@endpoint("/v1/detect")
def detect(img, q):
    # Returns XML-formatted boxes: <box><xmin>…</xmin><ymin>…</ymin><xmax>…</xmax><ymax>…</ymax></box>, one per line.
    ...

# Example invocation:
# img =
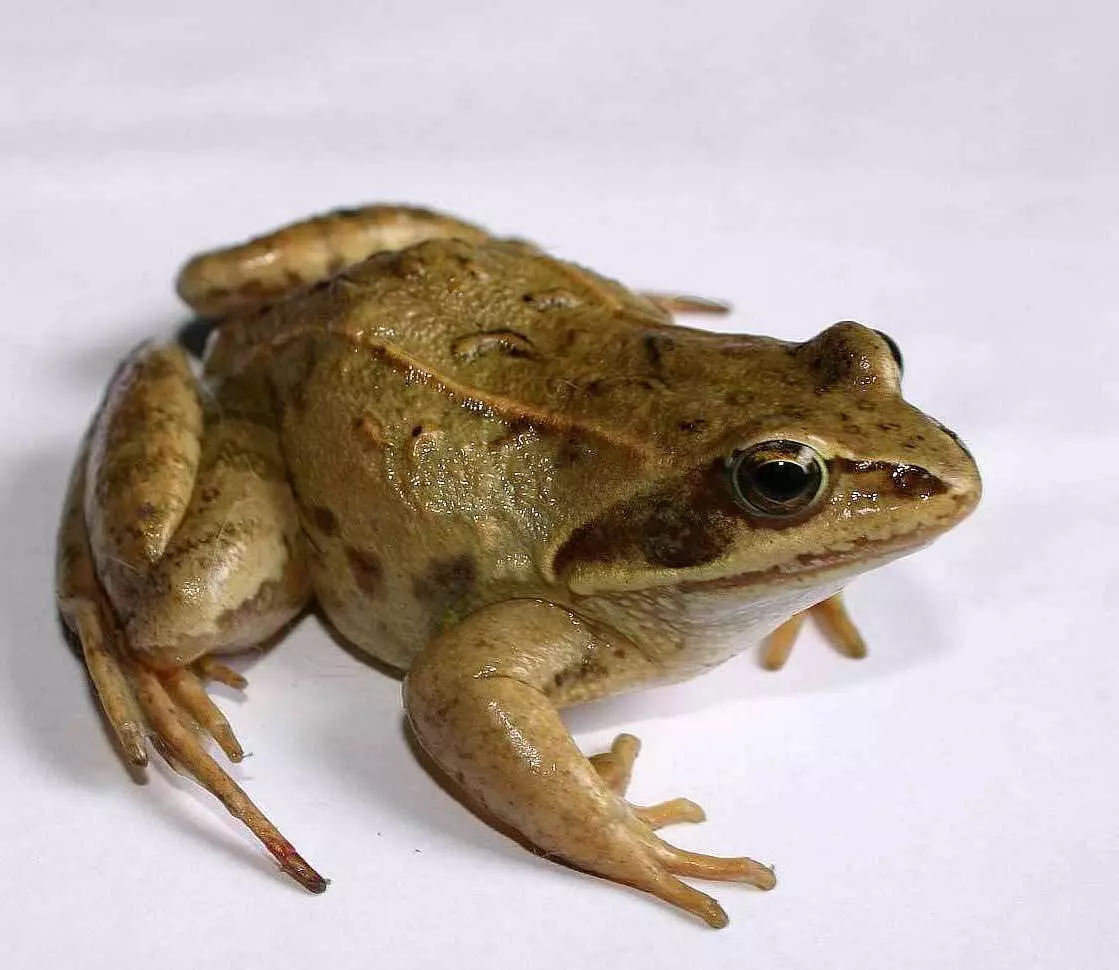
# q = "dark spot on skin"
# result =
<box><xmin>678</xmin><ymin>418</ymin><xmax>708</xmax><ymax>434</ymax></box>
<box><xmin>411</xmin><ymin>554</ymin><xmax>477</xmax><ymax>612</ymax></box>
<box><xmin>642</xmin><ymin>333</ymin><xmax>674</xmax><ymax>376</ymax></box>
<box><xmin>556</xmin><ymin>434</ymin><xmax>592</xmax><ymax>467</ymax></box>
<box><xmin>640</xmin><ymin>500</ymin><xmax>733</xmax><ymax>568</ymax></box>
<box><xmin>411</xmin><ymin>424</ymin><xmax>424</xmax><ymax>437</ymax></box>
<box><xmin>612</xmin><ymin>647</ymin><xmax>627</xmax><ymax>659</ymax></box>
<box><xmin>890</xmin><ymin>465</ymin><xmax>947</xmax><ymax>498</ymax></box>
<box><xmin>488</xmin><ymin>417</ymin><xmax>535</xmax><ymax>451</ymax></box>
<box><xmin>554</xmin><ymin>463</ymin><xmax>739</xmax><ymax>576</ymax></box>
<box><xmin>199</xmin><ymin>486</ymin><xmax>220</xmax><ymax>504</ymax></box>
<box><xmin>137</xmin><ymin>502</ymin><xmax>156</xmax><ymax>520</ymax></box>
<box><xmin>877</xmin><ymin>422</ymin><xmax>902</xmax><ymax>432</ymax></box>
<box><xmin>311</xmin><ymin>505</ymin><xmax>338</xmax><ymax>536</ymax></box>
<box><xmin>550</xmin><ymin>653</ymin><xmax>611</xmax><ymax>693</ymax></box>
<box><xmin>392</xmin><ymin>252</ymin><xmax>427</xmax><ymax>279</ymax></box>
<box><xmin>345</xmin><ymin>546</ymin><xmax>383</xmax><ymax>595</ymax></box>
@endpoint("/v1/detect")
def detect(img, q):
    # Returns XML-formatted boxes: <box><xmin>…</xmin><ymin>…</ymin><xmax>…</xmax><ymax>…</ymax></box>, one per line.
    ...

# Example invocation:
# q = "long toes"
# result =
<box><xmin>634</xmin><ymin>797</ymin><xmax>706</xmax><ymax>829</ymax></box>
<box><xmin>810</xmin><ymin>595</ymin><xmax>868</xmax><ymax>659</ymax></box>
<box><xmin>164</xmin><ymin>667</ymin><xmax>245</xmax><ymax>761</ymax></box>
<box><xmin>590</xmin><ymin>733</ymin><xmax>641</xmax><ymax>795</ymax></box>
<box><xmin>646</xmin><ymin>871</ymin><xmax>729</xmax><ymax>928</ymax></box>
<box><xmin>131</xmin><ymin>664</ymin><xmax>327</xmax><ymax>893</ymax></box>
<box><xmin>194</xmin><ymin>656</ymin><xmax>248</xmax><ymax>690</ymax></box>
<box><xmin>761</xmin><ymin>611</ymin><xmax>806</xmax><ymax>670</ymax></box>
<box><xmin>71</xmin><ymin>605</ymin><xmax>148</xmax><ymax>766</ymax></box>
<box><xmin>653</xmin><ymin>841</ymin><xmax>777</xmax><ymax>890</ymax></box>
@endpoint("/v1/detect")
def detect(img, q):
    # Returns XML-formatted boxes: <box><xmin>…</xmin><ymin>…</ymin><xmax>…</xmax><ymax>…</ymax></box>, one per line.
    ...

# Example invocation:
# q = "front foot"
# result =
<box><xmin>761</xmin><ymin>593</ymin><xmax>867</xmax><ymax>670</ymax></box>
<box><xmin>405</xmin><ymin>601</ymin><xmax>775</xmax><ymax>928</ymax></box>
<box><xmin>589</xmin><ymin>734</ymin><xmax>775</xmax><ymax>928</ymax></box>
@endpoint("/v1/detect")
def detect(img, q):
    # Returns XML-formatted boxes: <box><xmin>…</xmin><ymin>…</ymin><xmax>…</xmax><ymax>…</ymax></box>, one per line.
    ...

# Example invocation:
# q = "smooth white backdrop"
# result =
<box><xmin>2</xmin><ymin>3</ymin><xmax>1115</xmax><ymax>968</ymax></box>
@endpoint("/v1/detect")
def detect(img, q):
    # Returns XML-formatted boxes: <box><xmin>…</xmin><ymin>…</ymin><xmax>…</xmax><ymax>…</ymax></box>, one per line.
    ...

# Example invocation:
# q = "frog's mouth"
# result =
<box><xmin>675</xmin><ymin>529</ymin><xmax>937</xmax><ymax>595</ymax></box>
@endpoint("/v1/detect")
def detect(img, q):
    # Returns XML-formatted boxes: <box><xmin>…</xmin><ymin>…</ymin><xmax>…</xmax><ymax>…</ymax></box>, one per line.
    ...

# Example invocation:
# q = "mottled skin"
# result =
<box><xmin>57</xmin><ymin>204</ymin><xmax>981</xmax><ymax>927</ymax></box>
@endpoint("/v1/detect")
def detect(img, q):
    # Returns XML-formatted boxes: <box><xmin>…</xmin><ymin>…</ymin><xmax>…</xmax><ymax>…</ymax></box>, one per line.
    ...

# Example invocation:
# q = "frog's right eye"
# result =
<box><xmin>728</xmin><ymin>440</ymin><xmax>828</xmax><ymax>518</ymax></box>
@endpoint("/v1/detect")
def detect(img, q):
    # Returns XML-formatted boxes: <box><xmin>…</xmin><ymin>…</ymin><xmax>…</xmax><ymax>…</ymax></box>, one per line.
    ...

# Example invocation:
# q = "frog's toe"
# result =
<box><xmin>809</xmin><ymin>594</ymin><xmax>867</xmax><ymax>659</ymax></box>
<box><xmin>62</xmin><ymin>587</ymin><xmax>324</xmax><ymax>892</ymax></box>
<box><xmin>589</xmin><ymin>732</ymin><xmax>641</xmax><ymax>794</ymax></box>
<box><xmin>761</xmin><ymin>592</ymin><xmax>867</xmax><ymax>669</ymax></box>
<box><xmin>651</xmin><ymin>838</ymin><xmax>776</xmax><ymax>890</ymax></box>
<box><xmin>194</xmin><ymin>655</ymin><xmax>249</xmax><ymax>689</ymax></box>
<box><xmin>590</xmin><ymin>735</ymin><xmax>707</xmax><ymax>829</ymax></box>
<box><xmin>128</xmin><ymin>661</ymin><xmax>328</xmax><ymax>893</ymax></box>
<box><xmin>66</xmin><ymin>600</ymin><xmax>149</xmax><ymax>766</ymax></box>
<box><xmin>163</xmin><ymin>663</ymin><xmax>245</xmax><ymax>762</ymax></box>
<box><xmin>634</xmin><ymin>797</ymin><xmax>706</xmax><ymax>829</ymax></box>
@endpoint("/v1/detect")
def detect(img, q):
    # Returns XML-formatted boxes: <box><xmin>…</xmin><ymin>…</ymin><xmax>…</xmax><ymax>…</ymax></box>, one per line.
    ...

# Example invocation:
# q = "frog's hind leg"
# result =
<box><xmin>760</xmin><ymin>593</ymin><xmax>867</xmax><ymax>670</ymax></box>
<box><xmin>57</xmin><ymin>343</ymin><xmax>323</xmax><ymax>891</ymax></box>
<box><xmin>405</xmin><ymin>601</ymin><xmax>775</xmax><ymax>928</ymax></box>
<box><xmin>176</xmin><ymin>205</ymin><xmax>492</xmax><ymax>317</ymax></box>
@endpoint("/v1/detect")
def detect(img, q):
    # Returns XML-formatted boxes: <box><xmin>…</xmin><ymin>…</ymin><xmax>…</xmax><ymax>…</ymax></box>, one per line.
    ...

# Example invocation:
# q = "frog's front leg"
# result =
<box><xmin>760</xmin><ymin>593</ymin><xmax>867</xmax><ymax>670</ymax></box>
<box><xmin>56</xmin><ymin>344</ymin><xmax>322</xmax><ymax>890</ymax></box>
<box><xmin>404</xmin><ymin>601</ymin><xmax>775</xmax><ymax>928</ymax></box>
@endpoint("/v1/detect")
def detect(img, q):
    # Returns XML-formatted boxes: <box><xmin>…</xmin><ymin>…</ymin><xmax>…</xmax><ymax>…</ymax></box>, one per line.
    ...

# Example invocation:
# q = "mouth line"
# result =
<box><xmin>676</xmin><ymin>524</ymin><xmax>942</xmax><ymax>594</ymax></box>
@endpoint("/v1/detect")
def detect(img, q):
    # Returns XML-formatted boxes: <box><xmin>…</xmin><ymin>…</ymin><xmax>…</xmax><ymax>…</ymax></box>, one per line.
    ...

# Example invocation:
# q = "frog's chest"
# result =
<box><xmin>576</xmin><ymin>580</ymin><xmax>844</xmax><ymax>682</ymax></box>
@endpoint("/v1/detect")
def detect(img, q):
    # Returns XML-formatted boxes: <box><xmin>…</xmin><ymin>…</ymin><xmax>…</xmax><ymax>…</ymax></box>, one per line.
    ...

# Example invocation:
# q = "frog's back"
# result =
<box><xmin>204</xmin><ymin>238</ymin><xmax>774</xmax><ymax>668</ymax></box>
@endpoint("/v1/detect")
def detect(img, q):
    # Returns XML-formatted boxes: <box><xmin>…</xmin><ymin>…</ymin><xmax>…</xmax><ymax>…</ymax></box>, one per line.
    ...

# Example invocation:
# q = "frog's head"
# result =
<box><xmin>554</xmin><ymin>322</ymin><xmax>981</xmax><ymax>599</ymax></box>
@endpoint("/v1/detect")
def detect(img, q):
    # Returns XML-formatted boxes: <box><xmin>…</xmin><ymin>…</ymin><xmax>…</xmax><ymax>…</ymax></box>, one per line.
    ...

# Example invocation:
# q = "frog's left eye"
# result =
<box><xmin>728</xmin><ymin>440</ymin><xmax>828</xmax><ymax>518</ymax></box>
<box><xmin>873</xmin><ymin>329</ymin><xmax>904</xmax><ymax>377</ymax></box>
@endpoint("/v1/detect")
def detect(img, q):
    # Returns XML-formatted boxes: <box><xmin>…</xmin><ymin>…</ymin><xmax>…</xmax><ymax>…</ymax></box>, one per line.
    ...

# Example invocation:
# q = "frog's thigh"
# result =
<box><xmin>176</xmin><ymin>204</ymin><xmax>491</xmax><ymax>317</ymax></box>
<box><xmin>59</xmin><ymin>343</ymin><xmax>322</xmax><ymax>891</ymax></box>
<box><xmin>404</xmin><ymin>601</ymin><xmax>774</xmax><ymax>928</ymax></box>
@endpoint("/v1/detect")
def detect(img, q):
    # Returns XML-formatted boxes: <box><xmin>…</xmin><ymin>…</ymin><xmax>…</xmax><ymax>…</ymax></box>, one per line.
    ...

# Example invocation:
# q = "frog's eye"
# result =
<box><xmin>873</xmin><ymin>329</ymin><xmax>904</xmax><ymax>377</ymax></box>
<box><xmin>728</xmin><ymin>440</ymin><xmax>828</xmax><ymax>518</ymax></box>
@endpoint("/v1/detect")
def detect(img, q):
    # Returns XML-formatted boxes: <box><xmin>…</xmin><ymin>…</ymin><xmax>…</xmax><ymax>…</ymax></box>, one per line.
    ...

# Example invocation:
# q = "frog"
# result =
<box><xmin>56</xmin><ymin>204</ymin><xmax>981</xmax><ymax>928</ymax></box>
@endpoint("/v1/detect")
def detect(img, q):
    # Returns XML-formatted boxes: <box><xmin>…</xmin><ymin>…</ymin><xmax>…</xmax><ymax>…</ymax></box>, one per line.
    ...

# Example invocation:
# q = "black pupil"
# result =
<box><xmin>752</xmin><ymin>460</ymin><xmax>810</xmax><ymax>502</ymax></box>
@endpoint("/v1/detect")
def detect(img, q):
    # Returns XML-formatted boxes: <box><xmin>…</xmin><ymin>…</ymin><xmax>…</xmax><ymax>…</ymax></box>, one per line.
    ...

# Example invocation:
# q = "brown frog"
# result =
<box><xmin>56</xmin><ymin>204</ymin><xmax>981</xmax><ymax>927</ymax></box>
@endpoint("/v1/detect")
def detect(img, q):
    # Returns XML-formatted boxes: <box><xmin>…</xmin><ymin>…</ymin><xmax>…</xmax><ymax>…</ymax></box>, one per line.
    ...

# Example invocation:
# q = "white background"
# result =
<box><xmin>1</xmin><ymin>2</ymin><xmax>1116</xmax><ymax>968</ymax></box>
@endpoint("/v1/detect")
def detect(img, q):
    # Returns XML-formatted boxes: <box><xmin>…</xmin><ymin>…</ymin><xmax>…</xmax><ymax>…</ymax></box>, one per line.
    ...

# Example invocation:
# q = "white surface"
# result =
<box><xmin>1</xmin><ymin>2</ymin><xmax>1116</xmax><ymax>968</ymax></box>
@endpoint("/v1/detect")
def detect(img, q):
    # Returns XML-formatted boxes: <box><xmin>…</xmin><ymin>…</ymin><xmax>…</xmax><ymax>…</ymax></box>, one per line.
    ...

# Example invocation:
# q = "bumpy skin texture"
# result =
<box><xmin>57</xmin><ymin>204</ymin><xmax>982</xmax><ymax>926</ymax></box>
